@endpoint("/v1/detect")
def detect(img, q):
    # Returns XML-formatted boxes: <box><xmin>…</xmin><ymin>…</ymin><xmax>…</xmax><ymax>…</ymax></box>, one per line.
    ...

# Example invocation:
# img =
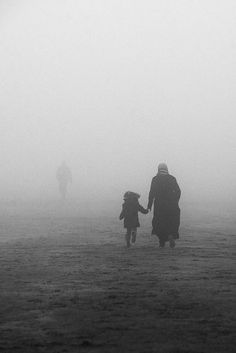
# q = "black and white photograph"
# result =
<box><xmin>0</xmin><ymin>1</ymin><xmax>235</xmax><ymax>352</ymax></box>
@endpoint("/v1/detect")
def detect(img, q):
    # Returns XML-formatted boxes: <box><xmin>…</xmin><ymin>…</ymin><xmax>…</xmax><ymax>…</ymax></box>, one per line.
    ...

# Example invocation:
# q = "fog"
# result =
<box><xmin>0</xmin><ymin>0</ymin><xmax>235</xmax><ymax>206</ymax></box>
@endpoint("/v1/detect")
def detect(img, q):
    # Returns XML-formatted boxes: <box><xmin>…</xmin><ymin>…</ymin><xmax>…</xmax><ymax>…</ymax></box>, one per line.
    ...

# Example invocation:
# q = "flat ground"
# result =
<box><xmin>0</xmin><ymin>202</ymin><xmax>235</xmax><ymax>353</ymax></box>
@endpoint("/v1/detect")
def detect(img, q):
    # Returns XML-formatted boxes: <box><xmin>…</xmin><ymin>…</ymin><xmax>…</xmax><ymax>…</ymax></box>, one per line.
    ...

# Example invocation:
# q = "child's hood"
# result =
<box><xmin>123</xmin><ymin>191</ymin><xmax>140</xmax><ymax>200</ymax></box>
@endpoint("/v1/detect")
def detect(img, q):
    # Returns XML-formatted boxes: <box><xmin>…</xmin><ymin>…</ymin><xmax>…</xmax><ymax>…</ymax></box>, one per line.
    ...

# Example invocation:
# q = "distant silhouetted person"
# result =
<box><xmin>56</xmin><ymin>162</ymin><xmax>72</xmax><ymax>200</ymax></box>
<box><xmin>119</xmin><ymin>191</ymin><xmax>148</xmax><ymax>248</ymax></box>
<box><xmin>148</xmin><ymin>163</ymin><xmax>181</xmax><ymax>248</ymax></box>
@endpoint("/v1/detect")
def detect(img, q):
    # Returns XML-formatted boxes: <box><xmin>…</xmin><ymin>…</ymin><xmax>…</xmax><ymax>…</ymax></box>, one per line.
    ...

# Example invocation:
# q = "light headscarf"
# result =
<box><xmin>158</xmin><ymin>163</ymin><xmax>169</xmax><ymax>175</ymax></box>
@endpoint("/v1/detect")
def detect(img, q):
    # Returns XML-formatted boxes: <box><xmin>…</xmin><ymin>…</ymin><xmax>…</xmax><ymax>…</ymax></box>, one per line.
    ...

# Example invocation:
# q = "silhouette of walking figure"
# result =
<box><xmin>148</xmin><ymin>163</ymin><xmax>181</xmax><ymax>248</ymax></box>
<box><xmin>56</xmin><ymin>162</ymin><xmax>72</xmax><ymax>200</ymax></box>
<box><xmin>119</xmin><ymin>191</ymin><xmax>148</xmax><ymax>248</ymax></box>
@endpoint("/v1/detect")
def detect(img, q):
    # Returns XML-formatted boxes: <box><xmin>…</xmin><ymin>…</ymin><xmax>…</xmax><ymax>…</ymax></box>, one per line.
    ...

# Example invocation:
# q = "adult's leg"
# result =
<box><xmin>59</xmin><ymin>182</ymin><xmax>67</xmax><ymax>200</ymax></box>
<box><xmin>159</xmin><ymin>236</ymin><xmax>166</xmax><ymax>248</ymax></box>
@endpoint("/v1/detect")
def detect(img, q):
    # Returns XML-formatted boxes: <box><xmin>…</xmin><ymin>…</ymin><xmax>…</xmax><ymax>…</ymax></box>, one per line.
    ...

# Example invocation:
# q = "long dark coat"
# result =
<box><xmin>120</xmin><ymin>198</ymin><xmax>148</xmax><ymax>229</ymax></box>
<box><xmin>148</xmin><ymin>174</ymin><xmax>181</xmax><ymax>241</ymax></box>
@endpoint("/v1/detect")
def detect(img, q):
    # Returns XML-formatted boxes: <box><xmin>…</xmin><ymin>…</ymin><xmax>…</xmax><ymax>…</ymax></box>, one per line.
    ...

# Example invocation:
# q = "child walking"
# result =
<box><xmin>119</xmin><ymin>191</ymin><xmax>148</xmax><ymax>247</ymax></box>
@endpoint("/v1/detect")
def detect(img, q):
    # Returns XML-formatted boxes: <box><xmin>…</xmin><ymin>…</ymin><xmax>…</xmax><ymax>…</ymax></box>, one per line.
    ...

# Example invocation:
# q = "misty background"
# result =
<box><xmin>0</xmin><ymin>0</ymin><xmax>235</xmax><ymax>209</ymax></box>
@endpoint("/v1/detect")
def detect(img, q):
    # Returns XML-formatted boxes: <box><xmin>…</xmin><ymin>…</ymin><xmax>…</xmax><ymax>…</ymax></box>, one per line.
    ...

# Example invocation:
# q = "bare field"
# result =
<box><xmin>0</xmin><ymin>202</ymin><xmax>235</xmax><ymax>353</ymax></box>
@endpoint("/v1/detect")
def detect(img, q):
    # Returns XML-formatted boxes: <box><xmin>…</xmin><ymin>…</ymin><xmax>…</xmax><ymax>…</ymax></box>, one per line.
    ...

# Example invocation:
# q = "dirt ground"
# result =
<box><xmin>0</xmin><ymin>202</ymin><xmax>235</xmax><ymax>353</ymax></box>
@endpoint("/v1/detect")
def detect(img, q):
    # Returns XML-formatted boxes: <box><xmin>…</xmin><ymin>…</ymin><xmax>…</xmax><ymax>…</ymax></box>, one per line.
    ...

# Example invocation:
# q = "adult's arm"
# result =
<box><xmin>147</xmin><ymin>177</ymin><xmax>155</xmax><ymax>210</ymax></box>
<box><xmin>119</xmin><ymin>205</ymin><xmax>125</xmax><ymax>220</ymax></box>
<box><xmin>173</xmin><ymin>178</ymin><xmax>181</xmax><ymax>201</ymax></box>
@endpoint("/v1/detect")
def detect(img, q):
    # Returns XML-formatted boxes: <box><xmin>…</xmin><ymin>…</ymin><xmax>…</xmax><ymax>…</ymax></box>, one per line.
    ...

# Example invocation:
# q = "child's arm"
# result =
<box><xmin>138</xmin><ymin>204</ymin><xmax>149</xmax><ymax>214</ymax></box>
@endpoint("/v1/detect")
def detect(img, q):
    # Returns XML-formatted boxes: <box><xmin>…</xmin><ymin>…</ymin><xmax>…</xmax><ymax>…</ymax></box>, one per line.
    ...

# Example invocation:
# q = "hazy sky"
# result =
<box><xmin>0</xmin><ymin>0</ymin><xmax>235</xmax><ymax>203</ymax></box>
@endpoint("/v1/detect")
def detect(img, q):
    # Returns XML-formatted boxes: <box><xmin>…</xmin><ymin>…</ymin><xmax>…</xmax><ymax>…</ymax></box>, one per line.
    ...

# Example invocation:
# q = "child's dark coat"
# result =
<box><xmin>119</xmin><ymin>198</ymin><xmax>148</xmax><ymax>229</ymax></box>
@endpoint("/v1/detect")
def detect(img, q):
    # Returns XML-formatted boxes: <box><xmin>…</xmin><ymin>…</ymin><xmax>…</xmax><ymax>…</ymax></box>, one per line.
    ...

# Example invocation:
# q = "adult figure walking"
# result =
<box><xmin>147</xmin><ymin>163</ymin><xmax>181</xmax><ymax>248</ymax></box>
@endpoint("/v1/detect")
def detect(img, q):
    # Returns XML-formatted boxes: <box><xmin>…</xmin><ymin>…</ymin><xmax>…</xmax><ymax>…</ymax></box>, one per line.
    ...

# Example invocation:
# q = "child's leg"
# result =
<box><xmin>158</xmin><ymin>236</ymin><xmax>166</xmax><ymax>248</ymax></box>
<box><xmin>131</xmin><ymin>228</ymin><xmax>137</xmax><ymax>243</ymax></box>
<box><xmin>126</xmin><ymin>228</ymin><xmax>131</xmax><ymax>247</ymax></box>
